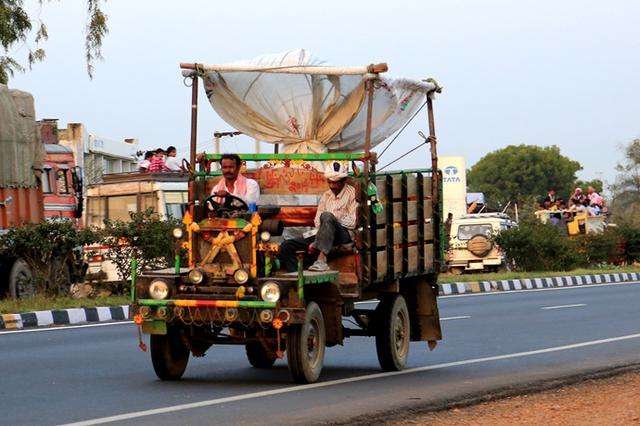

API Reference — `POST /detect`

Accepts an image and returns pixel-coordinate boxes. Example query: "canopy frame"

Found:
[182,59,442,280]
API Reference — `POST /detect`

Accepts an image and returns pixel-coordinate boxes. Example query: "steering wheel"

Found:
[204,193,249,218]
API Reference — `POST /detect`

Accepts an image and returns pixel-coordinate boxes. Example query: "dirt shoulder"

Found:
[393,371,640,425]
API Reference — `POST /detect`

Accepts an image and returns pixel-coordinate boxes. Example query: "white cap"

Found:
[324,161,349,182]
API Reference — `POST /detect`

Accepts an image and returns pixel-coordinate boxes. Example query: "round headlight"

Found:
[172,227,184,239]
[149,279,169,300]
[260,231,271,242]
[260,282,280,303]
[188,268,204,284]
[233,269,249,284]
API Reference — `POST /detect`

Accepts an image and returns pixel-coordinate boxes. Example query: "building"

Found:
[58,123,139,185]
[39,120,82,222]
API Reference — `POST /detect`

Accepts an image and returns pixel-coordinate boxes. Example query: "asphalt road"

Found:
[1,282,639,426]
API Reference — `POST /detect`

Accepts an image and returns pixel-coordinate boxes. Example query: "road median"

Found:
[440,271,640,295]
[0,305,129,331]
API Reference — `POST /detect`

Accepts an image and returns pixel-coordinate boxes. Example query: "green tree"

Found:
[467,144,582,209]
[0,221,100,294]
[574,179,603,194]
[0,0,107,84]
[102,209,181,293]
[610,138,640,226]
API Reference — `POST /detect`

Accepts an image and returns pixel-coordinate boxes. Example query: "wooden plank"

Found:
[376,175,432,199]
[376,244,434,280]
[377,201,433,224]
[424,244,434,271]
[376,223,434,245]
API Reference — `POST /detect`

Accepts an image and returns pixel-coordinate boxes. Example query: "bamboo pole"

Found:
[180,62,388,75]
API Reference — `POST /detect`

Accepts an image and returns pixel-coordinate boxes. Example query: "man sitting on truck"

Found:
[210,153,260,205]
[279,161,357,272]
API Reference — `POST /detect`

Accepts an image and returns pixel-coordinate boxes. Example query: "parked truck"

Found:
[0,85,84,298]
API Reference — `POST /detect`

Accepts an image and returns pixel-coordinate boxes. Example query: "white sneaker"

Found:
[308,260,329,272]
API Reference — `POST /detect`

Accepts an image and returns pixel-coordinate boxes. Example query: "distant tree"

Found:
[0,0,108,84]
[574,179,603,194]
[467,144,582,209]
[610,138,640,225]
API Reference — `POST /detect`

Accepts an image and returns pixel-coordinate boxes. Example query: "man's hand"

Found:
[215,190,228,197]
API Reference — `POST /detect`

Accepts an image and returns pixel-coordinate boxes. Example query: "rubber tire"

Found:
[245,341,277,369]
[9,259,35,299]
[375,294,411,371]
[467,234,493,258]
[287,301,326,384]
[150,324,190,381]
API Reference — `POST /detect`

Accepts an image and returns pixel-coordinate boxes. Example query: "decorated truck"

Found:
[0,86,87,298]
[131,50,444,383]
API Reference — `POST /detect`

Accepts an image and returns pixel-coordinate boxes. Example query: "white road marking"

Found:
[62,332,640,426]
[541,304,586,310]
[441,315,471,321]
[0,321,133,335]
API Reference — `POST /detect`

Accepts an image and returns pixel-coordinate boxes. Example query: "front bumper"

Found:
[138,298,276,309]
[133,298,304,334]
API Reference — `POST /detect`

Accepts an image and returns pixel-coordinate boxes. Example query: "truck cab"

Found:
[84,172,188,283]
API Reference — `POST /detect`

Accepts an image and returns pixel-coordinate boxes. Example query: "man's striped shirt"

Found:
[314,184,357,230]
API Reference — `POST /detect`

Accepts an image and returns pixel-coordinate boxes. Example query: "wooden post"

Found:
[426,95,440,274]
[189,73,199,177]
[363,76,375,285]
[188,72,199,268]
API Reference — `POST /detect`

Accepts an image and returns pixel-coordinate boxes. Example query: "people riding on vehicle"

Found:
[570,187,586,207]
[209,153,260,206]
[165,145,182,172]
[278,161,357,273]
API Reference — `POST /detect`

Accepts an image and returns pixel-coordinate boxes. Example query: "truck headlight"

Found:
[233,269,249,284]
[188,268,204,284]
[260,231,271,242]
[172,227,184,239]
[260,282,280,303]
[149,279,170,300]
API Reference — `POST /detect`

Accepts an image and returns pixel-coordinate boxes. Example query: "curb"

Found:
[0,305,130,331]
[439,272,640,296]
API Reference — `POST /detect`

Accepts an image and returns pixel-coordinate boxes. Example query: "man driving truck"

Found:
[279,161,357,272]
[210,153,260,205]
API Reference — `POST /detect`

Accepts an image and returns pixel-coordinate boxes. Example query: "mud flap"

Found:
[403,276,442,342]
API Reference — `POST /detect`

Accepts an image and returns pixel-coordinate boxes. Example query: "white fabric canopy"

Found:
[200,49,435,153]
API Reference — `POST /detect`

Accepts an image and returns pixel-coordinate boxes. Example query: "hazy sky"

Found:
[9,0,640,187]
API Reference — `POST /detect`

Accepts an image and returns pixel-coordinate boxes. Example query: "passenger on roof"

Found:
[279,161,357,273]
[148,148,169,172]
[210,153,260,205]
[138,151,154,172]
[165,146,182,172]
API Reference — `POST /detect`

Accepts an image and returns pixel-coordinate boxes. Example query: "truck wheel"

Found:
[375,294,410,371]
[287,301,326,383]
[9,259,35,299]
[245,341,277,369]
[150,324,189,381]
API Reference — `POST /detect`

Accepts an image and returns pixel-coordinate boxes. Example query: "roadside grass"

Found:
[438,265,640,283]
[0,295,130,315]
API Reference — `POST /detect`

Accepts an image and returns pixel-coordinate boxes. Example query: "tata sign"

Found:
[443,165,461,182]
[440,156,467,219]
